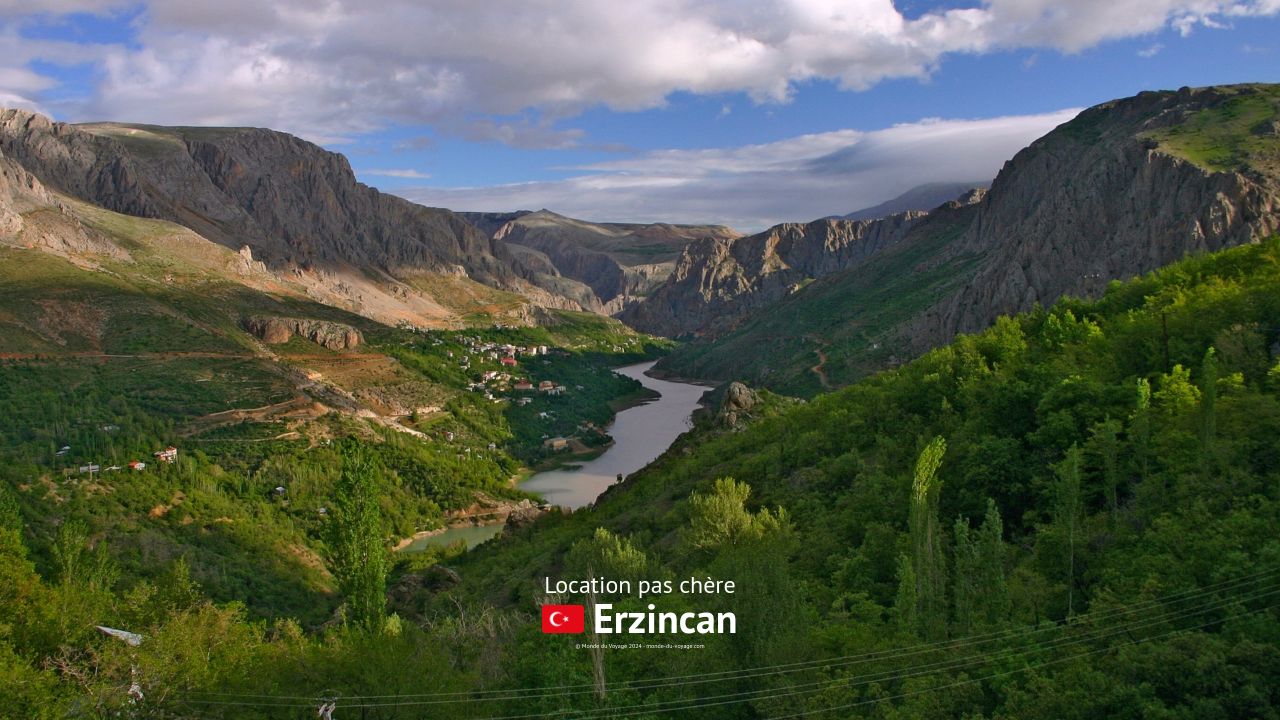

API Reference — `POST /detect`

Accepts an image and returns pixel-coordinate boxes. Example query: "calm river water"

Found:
[401,360,708,552]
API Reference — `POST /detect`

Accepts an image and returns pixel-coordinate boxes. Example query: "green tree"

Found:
[567,528,650,586]
[684,477,788,550]
[1199,346,1218,476]
[952,499,1008,634]
[1053,445,1084,616]
[1088,419,1123,524]
[910,436,947,639]
[328,449,389,632]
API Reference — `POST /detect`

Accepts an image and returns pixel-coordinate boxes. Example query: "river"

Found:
[400,360,708,552]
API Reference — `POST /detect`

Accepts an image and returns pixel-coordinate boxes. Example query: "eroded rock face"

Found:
[0,147,123,258]
[653,84,1280,394]
[904,86,1280,357]
[717,381,760,428]
[504,505,545,532]
[243,317,363,350]
[0,109,519,288]
[620,211,929,337]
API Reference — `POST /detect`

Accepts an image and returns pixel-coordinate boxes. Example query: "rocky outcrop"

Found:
[480,210,741,310]
[621,211,927,337]
[0,110,520,288]
[716,382,759,428]
[243,316,363,350]
[0,147,122,258]
[387,565,462,621]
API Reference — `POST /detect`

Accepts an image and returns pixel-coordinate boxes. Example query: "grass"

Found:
[1143,85,1280,174]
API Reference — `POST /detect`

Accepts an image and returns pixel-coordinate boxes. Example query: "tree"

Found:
[952,499,1008,634]
[684,477,788,550]
[1088,419,1123,524]
[910,436,948,639]
[1053,445,1084,616]
[1199,346,1218,476]
[328,449,388,632]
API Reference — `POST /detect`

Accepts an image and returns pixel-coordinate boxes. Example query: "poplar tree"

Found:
[1053,445,1084,616]
[910,436,947,639]
[1131,378,1152,481]
[1199,346,1218,476]
[952,499,1008,633]
[329,449,388,633]
[1090,419,1123,524]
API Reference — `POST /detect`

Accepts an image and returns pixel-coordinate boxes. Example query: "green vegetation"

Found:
[660,214,979,396]
[5,231,1280,716]
[1143,84,1280,173]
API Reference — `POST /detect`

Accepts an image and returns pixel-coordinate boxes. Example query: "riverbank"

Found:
[393,496,544,551]
[401,361,710,552]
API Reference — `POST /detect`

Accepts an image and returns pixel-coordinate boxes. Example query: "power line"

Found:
[177,578,1279,717]
[184,564,1279,704]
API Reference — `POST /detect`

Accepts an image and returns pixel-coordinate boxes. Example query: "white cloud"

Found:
[358,168,431,179]
[2,1,1275,142]
[1138,43,1164,57]
[398,108,1080,231]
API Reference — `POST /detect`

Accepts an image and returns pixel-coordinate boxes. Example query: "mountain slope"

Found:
[0,110,591,326]
[654,83,1280,395]
[464,209,740,312]
[618,201,960,338]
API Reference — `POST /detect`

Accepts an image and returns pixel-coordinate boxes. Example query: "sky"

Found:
[2,1,1279,231]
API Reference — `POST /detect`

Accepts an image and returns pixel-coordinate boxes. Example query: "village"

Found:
[60,444,179,480]
[387,328,628,463]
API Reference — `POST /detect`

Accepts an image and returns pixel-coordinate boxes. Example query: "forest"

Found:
[3,237,1280,718]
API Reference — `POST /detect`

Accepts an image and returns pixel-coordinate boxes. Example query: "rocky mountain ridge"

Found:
[619,206,937,337]
[651,83,1280,394]
[0,110,595,328]
[464,209,740,313]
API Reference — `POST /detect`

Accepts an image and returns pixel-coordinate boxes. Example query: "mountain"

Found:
[838,180,989,221]
[617,206,944,337]
[650,83,1280,395]
[463,209,741,313]
[0,110,594,327]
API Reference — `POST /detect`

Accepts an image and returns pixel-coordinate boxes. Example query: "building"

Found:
[154,447,178,463]
[514,380,534,391]
[543,437,570,452]
[128,461,146,471]
[500,357,518,367]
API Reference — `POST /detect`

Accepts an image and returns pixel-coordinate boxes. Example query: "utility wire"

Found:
[184,565,1279,704]
[178,578,1279,717]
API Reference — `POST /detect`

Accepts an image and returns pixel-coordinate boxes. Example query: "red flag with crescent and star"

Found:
[542,604,585,633]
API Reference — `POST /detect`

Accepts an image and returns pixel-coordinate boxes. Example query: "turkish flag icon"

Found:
[542,604,586,634]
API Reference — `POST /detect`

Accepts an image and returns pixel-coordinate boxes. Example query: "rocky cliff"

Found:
[465,209,740,312]
[652,83,1280,395]
[913,86,1280,352]
[243,316,364,350]
[0,110,520,288]
[620,210,929,337]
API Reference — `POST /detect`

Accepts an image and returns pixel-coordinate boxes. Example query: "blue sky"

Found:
[2,1,1279,229]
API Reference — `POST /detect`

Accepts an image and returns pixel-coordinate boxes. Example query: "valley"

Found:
[2,77,1280,720]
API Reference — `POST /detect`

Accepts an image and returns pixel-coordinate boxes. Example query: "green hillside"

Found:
[0,196,670,626]
[657,208,979,395]
[1142,83,1280,173]
[4,231,1279,717]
